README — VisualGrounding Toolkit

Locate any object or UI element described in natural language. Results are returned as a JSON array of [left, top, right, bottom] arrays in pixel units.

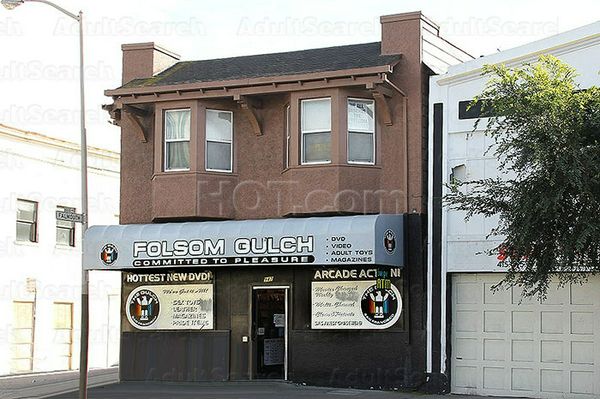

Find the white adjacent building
[[0, 123, 121, 375], [428, 22, 600, 398]]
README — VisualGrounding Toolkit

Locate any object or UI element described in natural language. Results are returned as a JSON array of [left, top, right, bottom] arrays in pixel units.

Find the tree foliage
[[445, 55, 600, 298]]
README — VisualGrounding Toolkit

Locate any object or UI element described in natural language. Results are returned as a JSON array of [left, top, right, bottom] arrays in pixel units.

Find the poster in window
[[311, 280, 402, 329], [125, 283, 213, 330], [348, 101, 374, 132], [264, 338, 285, 366]]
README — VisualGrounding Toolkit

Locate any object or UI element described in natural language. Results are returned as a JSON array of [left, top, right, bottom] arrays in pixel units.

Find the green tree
[[446, 55, 600, 299]]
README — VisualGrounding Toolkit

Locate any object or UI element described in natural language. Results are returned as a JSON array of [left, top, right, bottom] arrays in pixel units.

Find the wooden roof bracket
[[102, 103, 121, 125], [234, 94, 263, 136], [367, 81, 394, 127], [123, 105, 152, 142]]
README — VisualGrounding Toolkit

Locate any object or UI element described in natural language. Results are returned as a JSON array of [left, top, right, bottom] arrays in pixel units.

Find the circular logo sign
[[126, 288, 160, 328], [100, 243, 118, 265], [360, 284, 402, 327], [384, 229, 396, 254]]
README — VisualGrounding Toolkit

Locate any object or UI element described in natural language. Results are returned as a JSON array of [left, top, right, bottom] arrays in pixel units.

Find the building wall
[[109, 11, 473, 389], [123, 88, 413, 223], [430, 22, 600, 274], [118, 259, 425, 389], [427, 21, 600, 396], [115, 12, 474, 224], [0, 125, 121, 375]]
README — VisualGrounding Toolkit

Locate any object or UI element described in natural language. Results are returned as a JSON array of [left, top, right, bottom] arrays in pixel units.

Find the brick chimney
[[379, 11, 441, 215], [121, 42, 180, 84], [380, 11, 439, 58]]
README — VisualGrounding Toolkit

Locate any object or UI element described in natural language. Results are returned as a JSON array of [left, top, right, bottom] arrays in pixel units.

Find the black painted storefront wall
[[120, 331, 230, 382], [119, 214, 427, 389], [289, 330, 419, 388]]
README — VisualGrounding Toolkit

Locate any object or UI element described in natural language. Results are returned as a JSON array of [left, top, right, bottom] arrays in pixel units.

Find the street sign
[[56, 210, 86, 223]]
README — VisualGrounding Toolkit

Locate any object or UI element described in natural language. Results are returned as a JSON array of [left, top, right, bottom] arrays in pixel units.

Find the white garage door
[[451, 273, 600, 398]]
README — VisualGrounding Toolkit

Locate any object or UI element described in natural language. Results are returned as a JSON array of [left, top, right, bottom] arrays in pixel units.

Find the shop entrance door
[[251, 287, 288, 380]]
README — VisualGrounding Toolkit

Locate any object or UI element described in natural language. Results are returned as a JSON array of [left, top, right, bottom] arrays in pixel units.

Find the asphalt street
[[47, 381, 505, 399], [0, 368, 118, 399]]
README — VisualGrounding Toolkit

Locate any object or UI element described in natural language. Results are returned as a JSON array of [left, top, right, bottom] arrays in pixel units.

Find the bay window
[[206, 109, 233, 172], [164, 109, 191, 171], [301, 98, 331, 164], [347, 98, 375, 164]]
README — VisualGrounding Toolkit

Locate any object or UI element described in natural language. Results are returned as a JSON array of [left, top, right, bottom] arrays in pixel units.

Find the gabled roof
[[121, 41, 400, 89]]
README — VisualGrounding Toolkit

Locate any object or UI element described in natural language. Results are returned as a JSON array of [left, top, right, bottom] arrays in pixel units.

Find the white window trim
[[16, 198, 38, 243], [347, 97, 376, 165], [285, 104, 291, 169], [56, 205, 76, 248], [164, 108, 191, 172], [205, 109, 234, 173], [300, 97, 332, 165]]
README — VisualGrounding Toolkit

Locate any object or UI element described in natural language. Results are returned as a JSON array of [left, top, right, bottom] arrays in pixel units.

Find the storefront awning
[[83, 214, 404, 270]]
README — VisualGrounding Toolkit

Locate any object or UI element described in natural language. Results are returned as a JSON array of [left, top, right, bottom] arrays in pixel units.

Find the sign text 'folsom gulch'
[[129, 236, 315, 267], [133, 236, 314, 257]]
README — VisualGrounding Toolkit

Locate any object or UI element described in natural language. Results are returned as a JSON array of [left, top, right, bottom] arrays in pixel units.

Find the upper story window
[[164, 108, 191, 171], [206, 109, 233, 172], [301, 98, 331, 164], [16, 199, 38, 243], [347, 98, 375, 164], [56, 205, 76, 247]]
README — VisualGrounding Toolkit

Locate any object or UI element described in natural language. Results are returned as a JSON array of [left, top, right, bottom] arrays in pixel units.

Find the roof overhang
[[105, 63, 400, 105], [84, 214, 405, 271]]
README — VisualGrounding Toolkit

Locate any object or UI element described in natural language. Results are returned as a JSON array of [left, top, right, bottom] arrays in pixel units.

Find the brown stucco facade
[[108, 12, 433, 225], [104, 10, 451, 391]]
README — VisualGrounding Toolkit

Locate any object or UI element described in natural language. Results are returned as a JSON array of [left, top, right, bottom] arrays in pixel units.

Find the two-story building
[[92, 11, 472, 389]]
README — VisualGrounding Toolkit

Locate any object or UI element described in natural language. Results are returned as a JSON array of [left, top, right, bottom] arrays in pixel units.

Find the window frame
[[300, 97, 332, 165], [56, 205, 76, 247], [11, 301, 35, 372], [163, 108, 192, 172], [205, 109, 234, 173], [285, 104, 291, 169], [52, 301, 74, 370], [16, 199, 38, 243], [347, 97, 376, 165]]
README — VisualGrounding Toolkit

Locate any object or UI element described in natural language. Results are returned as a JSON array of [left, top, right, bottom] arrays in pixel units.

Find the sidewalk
[[0, 368, 118, 399]]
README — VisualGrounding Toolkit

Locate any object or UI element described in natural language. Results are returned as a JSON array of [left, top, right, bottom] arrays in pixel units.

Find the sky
[[0, 0, 598, 152]]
